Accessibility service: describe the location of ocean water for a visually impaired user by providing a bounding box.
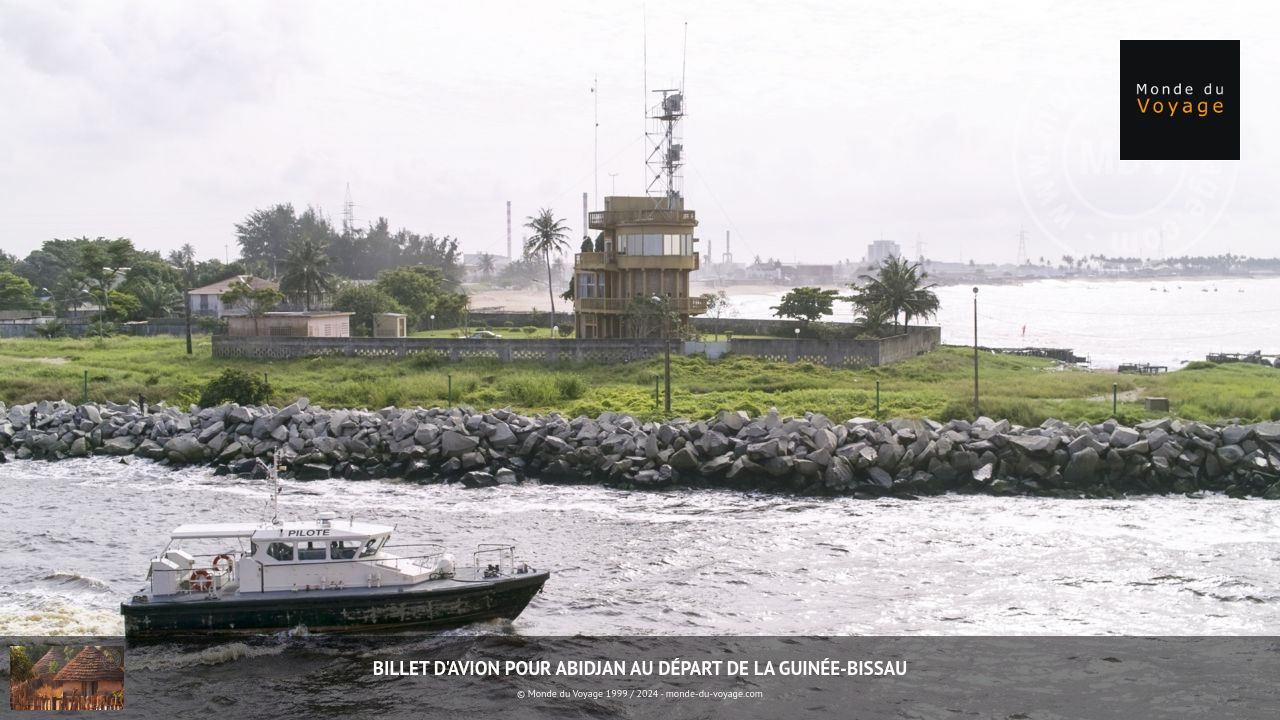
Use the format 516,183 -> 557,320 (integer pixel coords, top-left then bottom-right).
725,276 -> 1280,368
3,459 -> 1279,638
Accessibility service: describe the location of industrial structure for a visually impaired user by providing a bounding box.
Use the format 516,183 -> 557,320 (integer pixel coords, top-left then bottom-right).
572,86 -> 707,338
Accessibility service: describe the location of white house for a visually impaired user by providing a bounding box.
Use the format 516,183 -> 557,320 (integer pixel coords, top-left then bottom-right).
188,275 -> 277,317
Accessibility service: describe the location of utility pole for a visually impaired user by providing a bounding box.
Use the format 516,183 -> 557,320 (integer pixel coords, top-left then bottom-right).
506,201 -> 512,259
972,287 -> 980,418
184,289 -> 193,355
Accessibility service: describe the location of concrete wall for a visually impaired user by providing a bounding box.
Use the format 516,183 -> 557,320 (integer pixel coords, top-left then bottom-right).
212,327 -> 941,368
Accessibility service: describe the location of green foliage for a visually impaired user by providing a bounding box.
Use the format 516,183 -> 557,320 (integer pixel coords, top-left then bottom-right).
523,208 -> 571,328
31,320 -> 66,339
771,287 -> 838,324
200,368 -> 273,407
375,265 -> 466,329
333,284 -> 403,336
847,256 -> 940,332
10,646 -> 34,682
279,235 -> 336,310
2,338 -> 1279,426
127,280 -> 182,319
103,290 -> 142,322
0,271 -> 38,309
221,280 -> 284,323
85,320 -> 119,337
194,315 -> 227,334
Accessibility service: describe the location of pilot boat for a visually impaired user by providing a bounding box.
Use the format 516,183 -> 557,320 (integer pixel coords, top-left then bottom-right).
121,460 -> 548,639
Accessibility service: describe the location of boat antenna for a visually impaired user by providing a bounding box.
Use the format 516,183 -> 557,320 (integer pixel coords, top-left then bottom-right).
270,449 -> 283,526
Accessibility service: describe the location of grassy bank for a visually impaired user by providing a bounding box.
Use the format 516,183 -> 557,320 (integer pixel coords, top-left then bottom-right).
0,336 -> 1277,425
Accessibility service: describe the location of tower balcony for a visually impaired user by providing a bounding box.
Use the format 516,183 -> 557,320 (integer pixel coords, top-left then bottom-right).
574,253 -> 700,271
575,296 -> 709,315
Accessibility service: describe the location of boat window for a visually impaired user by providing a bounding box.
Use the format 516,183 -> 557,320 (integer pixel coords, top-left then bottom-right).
298,541 -> 326,562
330,540 -> 361,560
359,537 -> 383,558
266,542 -> 294,562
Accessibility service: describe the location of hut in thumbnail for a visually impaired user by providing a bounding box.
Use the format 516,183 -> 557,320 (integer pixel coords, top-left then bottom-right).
51,646 -> 124,698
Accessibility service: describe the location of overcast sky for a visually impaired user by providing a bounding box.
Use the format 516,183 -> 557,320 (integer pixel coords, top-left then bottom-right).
2,1 -> 1276,265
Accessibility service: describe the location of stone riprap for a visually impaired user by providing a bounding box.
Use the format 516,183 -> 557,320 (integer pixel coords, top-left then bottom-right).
3,399 -> 1280,499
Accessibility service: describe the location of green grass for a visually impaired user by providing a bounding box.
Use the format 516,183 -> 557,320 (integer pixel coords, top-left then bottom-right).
0,337 -> 1277,425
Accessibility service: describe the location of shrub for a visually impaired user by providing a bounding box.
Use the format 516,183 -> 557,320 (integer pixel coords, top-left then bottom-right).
85,320 -> 119,337
200,368 -> 272,407
31,320 -> 66,339
522,326 -> 538,335
1183,360 -> 1216,370
194,316 -> 228,334
555,375 -> 587,400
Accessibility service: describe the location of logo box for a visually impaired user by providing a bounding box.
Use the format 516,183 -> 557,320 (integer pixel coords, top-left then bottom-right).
1120,40 -> 1239,160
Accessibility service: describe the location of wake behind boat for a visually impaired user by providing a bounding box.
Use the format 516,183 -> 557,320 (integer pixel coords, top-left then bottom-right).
121,458 -> 548,639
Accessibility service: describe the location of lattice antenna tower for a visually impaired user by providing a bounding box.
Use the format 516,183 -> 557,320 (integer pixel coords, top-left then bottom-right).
1016,225 -> 1029,266
645,23 -> 688,204
342,183 -> 358,234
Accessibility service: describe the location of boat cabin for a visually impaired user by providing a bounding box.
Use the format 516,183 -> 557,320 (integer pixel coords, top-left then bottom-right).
147,511 -> 444,597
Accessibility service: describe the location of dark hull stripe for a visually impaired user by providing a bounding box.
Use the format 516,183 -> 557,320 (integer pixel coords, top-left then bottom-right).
122,573 -> 548,639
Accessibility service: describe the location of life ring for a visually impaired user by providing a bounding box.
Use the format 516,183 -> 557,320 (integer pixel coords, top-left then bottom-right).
190,569 -> 213,593
213,554 -> 234,572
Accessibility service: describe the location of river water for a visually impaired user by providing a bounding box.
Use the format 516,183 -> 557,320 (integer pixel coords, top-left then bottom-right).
727,276 -> 1280,368
4,458 -> 1280,638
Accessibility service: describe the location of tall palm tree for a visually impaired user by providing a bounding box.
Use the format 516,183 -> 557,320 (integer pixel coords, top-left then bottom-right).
523,208 -> 571,331
279,236 -> 335,310
132,280 -> 182,318
478,252 -> 496,278
847,256 -> 939,331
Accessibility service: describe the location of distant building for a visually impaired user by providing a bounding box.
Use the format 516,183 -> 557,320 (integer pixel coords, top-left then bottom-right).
865,240 -> 901,268
227,311 -> 352,338
373,312 -> 408,338
782,264 -> 835,285
744,259 -> 783,282
188,275 -> 277,317
571,195 -> 707,338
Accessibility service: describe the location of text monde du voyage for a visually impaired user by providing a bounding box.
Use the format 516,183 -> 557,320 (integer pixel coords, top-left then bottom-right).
1135,82 -> 1227,118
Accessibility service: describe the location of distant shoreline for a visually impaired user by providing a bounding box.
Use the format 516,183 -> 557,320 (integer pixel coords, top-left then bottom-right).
467,273 -> 1280,312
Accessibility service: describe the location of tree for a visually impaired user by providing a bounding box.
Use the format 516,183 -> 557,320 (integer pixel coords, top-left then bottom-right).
221,279 -> 284,335
0,249 -> 15,273
845,256 -> 939,332
131,279 -> 182,318
235,204 -> 297,277
104,290 -> 142,322
0,271 -> 38,310
523,209 -> 571,332
375,265 -> 467,329
333,283 -> 403,336
477,252 -> 496,278
10,646 -> 33,683
78,238 -> 135,336
771,287 -> 838,325
167,243 -> 196,268
279,236 -> 335,310
700,290 -> 733,340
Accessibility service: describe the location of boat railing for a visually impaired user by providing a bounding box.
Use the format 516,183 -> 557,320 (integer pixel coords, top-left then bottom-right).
473,544 -> 518,577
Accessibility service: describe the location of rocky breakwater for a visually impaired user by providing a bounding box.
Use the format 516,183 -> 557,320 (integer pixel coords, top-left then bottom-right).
3,399 -> 1280,499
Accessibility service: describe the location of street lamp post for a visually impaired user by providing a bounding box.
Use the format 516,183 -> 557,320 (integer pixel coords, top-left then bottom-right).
972,286 -> 980,419
652,295 -> 672,415
794,326 -> 800,361
430,314 -> 435,332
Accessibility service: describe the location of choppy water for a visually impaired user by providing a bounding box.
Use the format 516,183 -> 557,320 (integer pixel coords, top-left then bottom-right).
3,458 -> 1280,637
728,276 -> 1280,368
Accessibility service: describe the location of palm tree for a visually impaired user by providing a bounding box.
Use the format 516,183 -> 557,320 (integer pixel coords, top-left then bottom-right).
847,256 -> 939,332
279,236 -> 335,310
478,252 -> 496,278
523,208 -> 571,331
132,280 -> 182,318
167,244 -> 196,268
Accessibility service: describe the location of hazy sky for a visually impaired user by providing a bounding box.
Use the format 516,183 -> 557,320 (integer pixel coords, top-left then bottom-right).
2,1 -> 1276,265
